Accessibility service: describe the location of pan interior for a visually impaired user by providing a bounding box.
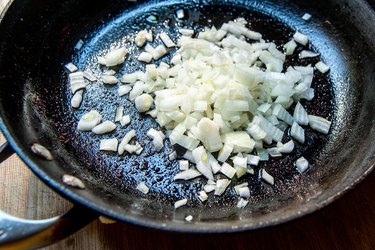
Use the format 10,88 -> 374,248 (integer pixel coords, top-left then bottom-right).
0,0 -> 374,230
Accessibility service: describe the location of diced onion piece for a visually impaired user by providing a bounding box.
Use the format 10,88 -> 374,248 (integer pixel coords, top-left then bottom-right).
234,183 -> 248,195
174,169 -> 201,180
71,90 -> 84,108
69,71 -> 86,94
267,147 -> 282,157
233,156 -> 247,168
146,30 -> 153,42
83,69 -> 97,82
121,71 -> 143,83
214,179 -> 231,196
295,156 -> 309,173
175,135 -> 200,151
92,121 -> 116,134
98,47 -> 128,67
239,186 -> 250,198
159,32 -> 176,48
247,155 -> 260,166
198,191 -> 208,202
118,130 -> 136,155
257,149 -> 269,161
152,45 -> 168,60
115,106 -> 124,122
293,102 -> 309,126
236,198 -> 249,208
302,13 -> 312,21
65,62 -> 78,72
308,115 -> 332,134
247,123 -> 267,140
118,85 -> 132,97
217,144 -> 234,163
207,152 -> 221,174
178,28 -> 195,37
129,81 -> 144,101
179,160 -> 189,170
174,198 -> 188,209
138,52 -> 153,63
134,142 -> 144,155
220,163 -> 236,179
103,70 -> 116,76
185,215 -> 193,222
278,140 -> 295,154
261,169 -> 274,185
284,40 -> 297,56
291,122 -> 305,143
299,50 -> 320,59
120,115 -> 131,127
204,184 -> 216,193
99,138 -> 118,151
222,131 -> 255,153
135,30 -> 148,47
102,75 -> 118,85
136,182 -> 150,194
169,151 -> 177,161
77,110 -> 101,131
272,104 -> 293,126
293,32 -> 309,46
196,118 -> 223,152
74,39 -> 84,50
315,61 -> 330,74
135,94 -> 154,113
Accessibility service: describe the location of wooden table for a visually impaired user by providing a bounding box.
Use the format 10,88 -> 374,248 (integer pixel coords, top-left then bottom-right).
1,135 -> 375,250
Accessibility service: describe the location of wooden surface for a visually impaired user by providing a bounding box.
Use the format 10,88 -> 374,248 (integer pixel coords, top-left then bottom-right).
1,135 -> 375,250
1,0 -> 374,249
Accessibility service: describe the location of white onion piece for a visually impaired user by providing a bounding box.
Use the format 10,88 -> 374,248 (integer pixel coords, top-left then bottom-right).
198,191 -> 208,202
135,94 -> 153,113
293,102 -> 309,126
103,70 -> 116,76
236,198 -> 249,208
83,69 -> 97,82
98,47 -> 128,67
138,52 -> 153,63
175,135 -> 200,151
196,118 -> 222,152
99,138 -> 118,152
185,215 -> 193,222
222,132 -> 255,153
65,62 -> 78,72
159,32 -> 176,47
267,147 -> 282,157
308,115 -> 332,134
206,152 -> 221,174
278,140 -> 295,154
115,106 -> 124,122
300,50 -> 320,59
118,85 -> 132,96
196,160 -> 214,180
71,90 -> 84,108
217,144 -> 234,163
261,169 -> 274,185
102,75 -> 118,85
178,28 -> 194,37
220,163 -> 236,179
174,198 -> 187,209
118,130 -> 136,155
120,115 -> 131,127
134,142 -> 144,155
234,183 -> 248,195
295,156 -> 309,173
247,155 -> 260,166
179,160 -> 189,170
239,186 -> 250,198
272,104 -> 293,126
284,40 -> 297,56
135,30 -> 148,47
214,179 -> 231,196
233,156 -> 247,168
152,45 -> 168,60
169,151 -> 177,161
136,182 -> 149,194
92,121 -> 116,134
302,13 -> 312,21
315,61 -> 330,74
293,32 -> 309,46
74,39 -> 84,50
129,81 -> 144,101
173,168 -> 202,180
146,30 -> 153,42
291,122 -> 305,143
204,184 -> 216,193
77,110 -> 101,131
69,71 -> 86,94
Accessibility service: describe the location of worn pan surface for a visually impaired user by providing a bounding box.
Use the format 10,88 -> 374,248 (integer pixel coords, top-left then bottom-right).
0,0 -> 375,233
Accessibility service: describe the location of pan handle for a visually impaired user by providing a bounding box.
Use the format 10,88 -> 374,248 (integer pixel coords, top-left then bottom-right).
0,142 -> 98,250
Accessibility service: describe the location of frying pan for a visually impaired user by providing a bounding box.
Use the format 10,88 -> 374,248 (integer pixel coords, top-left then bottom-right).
1,0 -> 375,249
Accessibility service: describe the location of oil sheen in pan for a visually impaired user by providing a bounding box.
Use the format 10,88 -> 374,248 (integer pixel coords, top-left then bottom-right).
65,0 -> 334,206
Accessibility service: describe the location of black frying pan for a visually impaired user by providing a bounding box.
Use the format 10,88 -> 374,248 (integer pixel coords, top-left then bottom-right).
1,0 -> 375,249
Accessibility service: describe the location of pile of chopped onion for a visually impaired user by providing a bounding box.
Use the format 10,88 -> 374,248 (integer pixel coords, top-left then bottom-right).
69,16 -> 332,209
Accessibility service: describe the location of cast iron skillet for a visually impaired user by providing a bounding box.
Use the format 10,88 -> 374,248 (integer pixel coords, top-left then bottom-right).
1,0 -> 375,249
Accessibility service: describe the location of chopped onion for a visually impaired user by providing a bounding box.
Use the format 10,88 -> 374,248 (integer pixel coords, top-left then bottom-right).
261,169 -> 274,185
214,179 -> 231,196
118,85 -> 132,96
302,13 -> 312,21
284,40 -> 297,56
204,184 -> 216,193
136,182 -> 150,194
217,144 -> 234,163
102,75 -> 118,85
115,106 -> 124,122
83,69 -> 97,82
178,28 -> 194,37
239,186 -> 250,198
71,90 -> 84,108
99,138 -> 118,151
267,147 -> 282,157
65,62 -> 78,72
272,104 -> 293,126
308,115 -> 332,134
315,61 -> 330,74
220,162 -> 236,179
236,198 -> 249,208
299,50 -> 320,59
174,198 -> 187,209
159,32 -> 176,47
278,140 -> 295,154
169,151 -> 177,161
174,169 -> 201,180
69,71 -> 86,94
293,32 -> 309,46
234,183 -> 248,195
138,52 -> 153,63
77,110 -> 101,131
120,115 -> 131,127
74,39 -> 84,50
118,130 -> 136,155
291,122 -> 305,143
247,154 -> 260,166
179,160 -> 189,170
198,190 -> 208,202
97,47 -> 128,67
293,102 -> 309,126
92,121 -> 116,134
135,94 -> 154,113
135,30 -> 148,47
185,215 -> 193,222
152,45 -> 168,60
295,156 -> 309,173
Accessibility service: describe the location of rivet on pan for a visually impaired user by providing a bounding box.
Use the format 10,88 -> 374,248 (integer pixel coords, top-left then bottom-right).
31,143 -> 53,160
62,174 -> 85,189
